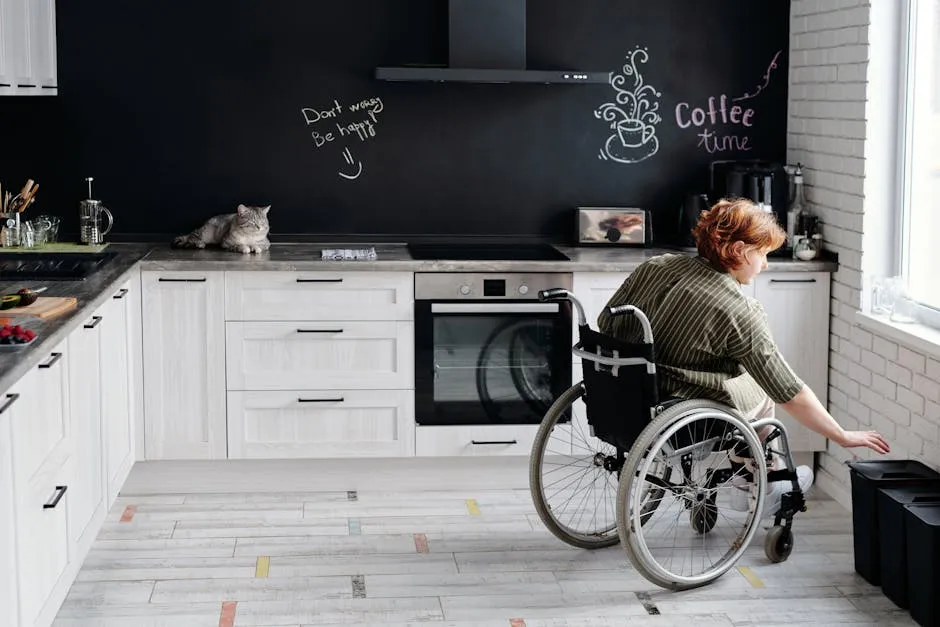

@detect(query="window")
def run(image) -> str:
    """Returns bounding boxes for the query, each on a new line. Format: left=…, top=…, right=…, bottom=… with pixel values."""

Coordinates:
left=899, top=0, right=940, bottom=319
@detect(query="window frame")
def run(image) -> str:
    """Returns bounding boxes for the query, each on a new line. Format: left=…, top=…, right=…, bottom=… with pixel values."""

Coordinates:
left=897, top=0, right=940, bottom=327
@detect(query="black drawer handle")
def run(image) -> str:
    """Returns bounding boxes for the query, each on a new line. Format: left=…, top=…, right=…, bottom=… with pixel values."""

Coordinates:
left=113, top=288, right=129, bottom=299
left=158, top=278, right=207, bottom=282
left=297, top=328, right=344, bottom=334
left=0, top=393, right=19, bottom=415
left=298, top=397, right=345, bottom=403
left=471, top=440, right=518, bottom=445
left=84, top=315, right=103, bottom=329
left=43, top=485, right=68, bottom=509
left=38, top=352, right=63, bottom=369
left=296, top=278, right=344, bottom=283
left=769, top=278, right=817, bottom=283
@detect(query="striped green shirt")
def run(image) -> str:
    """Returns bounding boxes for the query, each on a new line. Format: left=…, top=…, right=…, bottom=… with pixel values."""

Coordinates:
left=597, top=253, right=804, bottom=413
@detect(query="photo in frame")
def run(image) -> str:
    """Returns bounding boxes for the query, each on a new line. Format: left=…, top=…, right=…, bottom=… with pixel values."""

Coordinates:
left=576, top=207, right=650, bottom=247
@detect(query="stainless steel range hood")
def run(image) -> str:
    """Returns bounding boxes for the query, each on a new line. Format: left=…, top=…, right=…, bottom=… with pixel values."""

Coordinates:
left=375, top=0, right=609, bottom=85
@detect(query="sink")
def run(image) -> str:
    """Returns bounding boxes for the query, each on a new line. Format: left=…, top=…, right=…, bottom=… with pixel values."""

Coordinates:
left=0, top=251, right=117, bottom=281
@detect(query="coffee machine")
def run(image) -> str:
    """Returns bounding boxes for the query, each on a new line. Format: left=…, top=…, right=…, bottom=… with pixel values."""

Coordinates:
left=709, top=160, right=789, bottom=227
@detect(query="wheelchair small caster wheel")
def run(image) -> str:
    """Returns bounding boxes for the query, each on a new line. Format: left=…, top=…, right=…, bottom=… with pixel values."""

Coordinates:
left=764, top=525, right=793, bottom=563
left=690, top=502, right=718, bottom=534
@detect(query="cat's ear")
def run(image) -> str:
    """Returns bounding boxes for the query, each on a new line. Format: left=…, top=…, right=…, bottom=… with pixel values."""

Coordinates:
left=262, top=205, right=271, bottom=215
left=236, top=204, right=248, bottom=215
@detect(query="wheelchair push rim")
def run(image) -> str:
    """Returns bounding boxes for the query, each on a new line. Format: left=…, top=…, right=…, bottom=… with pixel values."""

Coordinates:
left=617, top=400, right=767, bottom=590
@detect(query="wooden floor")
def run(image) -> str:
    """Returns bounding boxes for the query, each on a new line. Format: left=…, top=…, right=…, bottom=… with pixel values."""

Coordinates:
left=53, top=457, right=918, bottom=626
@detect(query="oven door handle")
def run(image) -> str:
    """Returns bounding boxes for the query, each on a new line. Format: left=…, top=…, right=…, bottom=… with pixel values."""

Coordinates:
left=430, top=303, right=560, bottom=314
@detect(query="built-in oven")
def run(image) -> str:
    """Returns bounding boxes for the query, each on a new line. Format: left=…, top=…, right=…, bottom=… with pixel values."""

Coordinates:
left=414, top=272, right=573, bottom=426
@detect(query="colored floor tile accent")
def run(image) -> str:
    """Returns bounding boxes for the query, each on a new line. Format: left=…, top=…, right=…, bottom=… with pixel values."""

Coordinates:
left=509, top=619, right=526, bottom=627
left=635, top=591, right=661, bottom=615
left=413, top=533, right=429, bottom=553
left=737, top=565, right=765, bottom=588
left=465, top=499, right=480, bottom=515
left=348, top=518, right=361, bottom=535
left=352, top=574, right=366, bottom=598
left=255, top=556, right=270, bottom=578
left=347, top=490, right=358, bottom=501
left=218, top=601, right=237, bottom=627
left=119, top=505, right=137, bottom=522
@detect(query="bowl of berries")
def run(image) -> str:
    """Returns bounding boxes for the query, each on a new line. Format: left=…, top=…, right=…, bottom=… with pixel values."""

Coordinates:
left=0, top=324, right=37, bottom=348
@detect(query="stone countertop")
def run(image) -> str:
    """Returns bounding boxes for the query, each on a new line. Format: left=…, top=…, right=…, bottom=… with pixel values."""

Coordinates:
left=0, top=240, right=837, bottom=394
left=140, top=243, right=839, bottom=273
left=0, top=243, right=152, bottom=394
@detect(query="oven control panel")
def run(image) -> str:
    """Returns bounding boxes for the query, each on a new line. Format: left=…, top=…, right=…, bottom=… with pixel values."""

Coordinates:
left=415, top=273, right=573, bottom=300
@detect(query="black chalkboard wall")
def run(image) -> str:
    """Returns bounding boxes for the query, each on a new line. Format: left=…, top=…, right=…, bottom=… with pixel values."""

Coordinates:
left=0, top=0, right=791, bottom=242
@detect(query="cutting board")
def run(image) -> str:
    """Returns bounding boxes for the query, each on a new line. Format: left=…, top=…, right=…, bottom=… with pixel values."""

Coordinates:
left=10, top=296, right=77, bottom=319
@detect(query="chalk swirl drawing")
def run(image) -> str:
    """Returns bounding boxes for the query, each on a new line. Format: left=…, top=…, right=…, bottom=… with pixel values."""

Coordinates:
left=595, top=46, right=662, bottom=164
left=733, top=50, right=783, bottom=102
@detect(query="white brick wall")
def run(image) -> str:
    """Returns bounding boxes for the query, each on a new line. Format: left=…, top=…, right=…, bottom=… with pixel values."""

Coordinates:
left=787, top=0, right=940, bottom=510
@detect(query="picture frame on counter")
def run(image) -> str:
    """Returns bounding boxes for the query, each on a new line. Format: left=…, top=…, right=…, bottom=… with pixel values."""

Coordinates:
left=576, top=207, right=651, bottom=247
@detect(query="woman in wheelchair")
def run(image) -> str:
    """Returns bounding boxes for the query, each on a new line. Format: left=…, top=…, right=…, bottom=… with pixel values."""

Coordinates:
left=598, top=197, right=889, bottom=511
left=528, top=197, right=889, bottom=591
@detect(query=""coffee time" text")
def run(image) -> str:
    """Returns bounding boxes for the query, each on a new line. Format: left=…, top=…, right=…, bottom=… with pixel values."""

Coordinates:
left=674, top=94, right=753, bottom=153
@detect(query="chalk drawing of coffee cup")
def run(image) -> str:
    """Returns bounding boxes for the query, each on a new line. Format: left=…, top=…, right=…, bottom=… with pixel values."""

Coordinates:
left=617, top=119, right=654, bottom=148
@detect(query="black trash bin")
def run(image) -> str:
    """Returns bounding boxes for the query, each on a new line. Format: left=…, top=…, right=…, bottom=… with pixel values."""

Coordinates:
left=905, top=504, right=940, bottom=627
left=877, top=485, right=940, bottom=608
left=847, top=460, right=940, bottom=585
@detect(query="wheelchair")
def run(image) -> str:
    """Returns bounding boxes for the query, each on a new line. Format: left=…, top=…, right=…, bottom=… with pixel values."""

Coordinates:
left=528, top=288, right=808, bottom=591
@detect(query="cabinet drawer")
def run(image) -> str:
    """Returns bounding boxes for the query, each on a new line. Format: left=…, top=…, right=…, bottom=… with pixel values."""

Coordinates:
left=11, top=343, right=70, bottom=482
left=415, top=425, right=543, bottom=457
left=14, top=453, right=72, bottom=627
left=224, top=271, right=413, bottom=321
left=225, top=321, right=414, bottom=390
left=227, top=390, right=415, bottom=459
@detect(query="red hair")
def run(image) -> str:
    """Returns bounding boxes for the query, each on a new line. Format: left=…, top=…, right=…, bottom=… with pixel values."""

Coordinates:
left=691, top=198, right=786, bottom=272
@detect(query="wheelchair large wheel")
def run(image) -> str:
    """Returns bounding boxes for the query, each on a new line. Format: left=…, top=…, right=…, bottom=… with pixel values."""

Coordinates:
left=616, top=399, right=767, bottom=590
left=529, top=383, right=671, bottom=549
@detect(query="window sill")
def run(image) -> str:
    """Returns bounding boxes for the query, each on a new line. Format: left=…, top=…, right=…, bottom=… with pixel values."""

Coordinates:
left=855, top=311, right=940, bottom=360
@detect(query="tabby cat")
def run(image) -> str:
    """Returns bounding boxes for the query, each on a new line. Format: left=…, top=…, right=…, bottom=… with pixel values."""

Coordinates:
left=172, top=204, right=271, bottom=254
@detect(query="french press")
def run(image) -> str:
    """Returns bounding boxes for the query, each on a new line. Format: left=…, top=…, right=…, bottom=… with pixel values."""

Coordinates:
left=80, top=177, right=113, bottom=245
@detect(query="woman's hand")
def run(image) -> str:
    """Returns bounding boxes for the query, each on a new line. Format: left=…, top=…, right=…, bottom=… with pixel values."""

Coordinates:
left=837, top=430, right=891, bottom=455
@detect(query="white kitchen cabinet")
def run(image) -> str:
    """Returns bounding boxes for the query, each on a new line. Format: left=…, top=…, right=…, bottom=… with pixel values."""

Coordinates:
left=225, top=320, right=414, bottom=391
left=142, top=271, right=227, bottom=460
left=415, top=424, right=541, bottom=457
left=101, top=280, right=137, bottom=506
left=753, top=272, right=830, bottom=452
left=0, top=391, right=20, bottom=627
left=66, top=311, right=107, bottom=555
left=227, top=390, right=415, bottom=459
left=0, top=0, right=57, bottom=95
left=224, top=270, right=415, bottom=460
left=224, top=271, right=413, bottom=321
left=10, top=340, right=73, bottom=627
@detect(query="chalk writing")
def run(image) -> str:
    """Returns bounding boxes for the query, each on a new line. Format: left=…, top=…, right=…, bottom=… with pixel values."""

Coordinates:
left=673, top=50, right=782, bottom=154
left=338, top=147, right=362, bottom=180
left=734, top=51, right=783, bottom=102
left=301, top=96, right=384, bottom=180
left=594, top=46, right=662, bottom=164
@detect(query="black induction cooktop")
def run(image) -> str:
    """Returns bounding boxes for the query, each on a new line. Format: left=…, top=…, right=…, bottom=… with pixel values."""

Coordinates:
left=0, top=251, right=117, bottom=281
left=407, top=242, right=569, bottom=261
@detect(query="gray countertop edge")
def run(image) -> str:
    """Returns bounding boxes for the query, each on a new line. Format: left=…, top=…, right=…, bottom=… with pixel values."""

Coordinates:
left=138, top=244, right=839, bottom=273
left=0, top=242, right=838, bottom=395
